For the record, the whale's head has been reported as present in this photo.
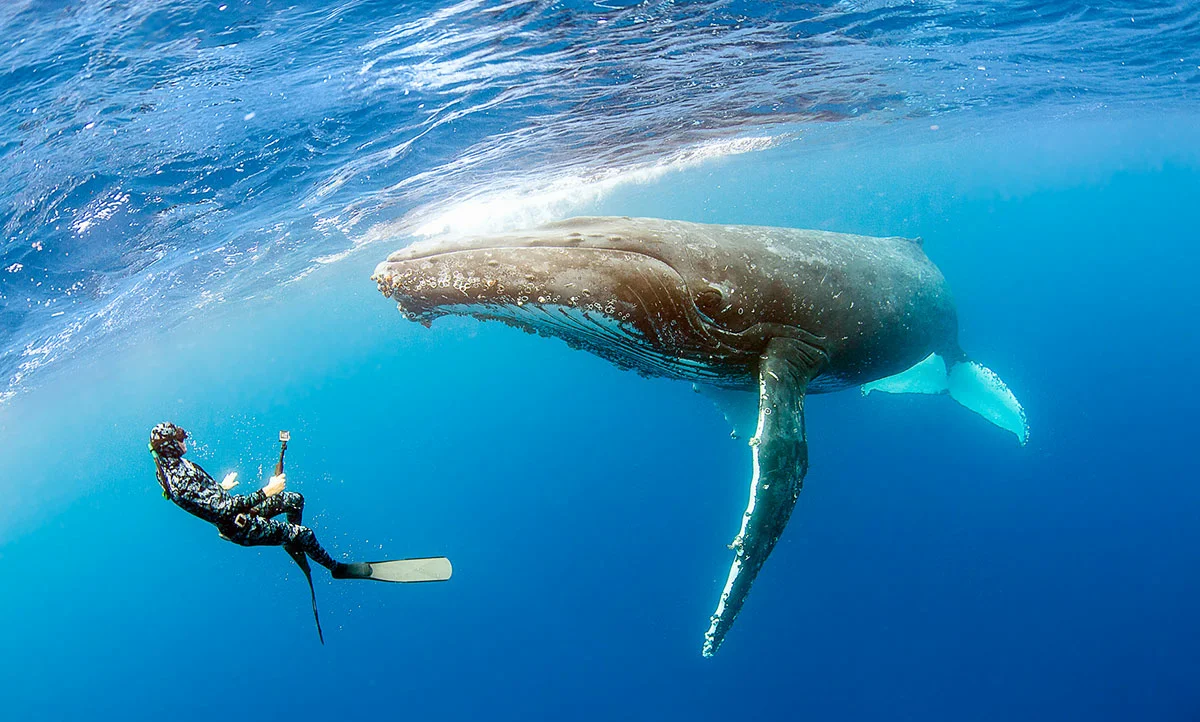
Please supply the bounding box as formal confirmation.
[372,217,814,387]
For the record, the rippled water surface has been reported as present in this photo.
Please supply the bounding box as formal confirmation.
[1,0,1197,397]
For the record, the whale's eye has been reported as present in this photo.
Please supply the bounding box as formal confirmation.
[693,286,724,321]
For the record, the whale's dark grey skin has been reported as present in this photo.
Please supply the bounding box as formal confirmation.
[373,216,1026,656]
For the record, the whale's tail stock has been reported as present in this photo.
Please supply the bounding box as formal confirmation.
[862,350,1029,445]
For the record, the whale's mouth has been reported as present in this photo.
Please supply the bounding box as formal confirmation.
[373,245,757,385]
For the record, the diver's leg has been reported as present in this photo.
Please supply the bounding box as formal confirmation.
[250,495,285,519]
[232,514,346,576]
[232,516,290,546]
[281,491,304,525]
[281,523,338,571]
[250,491,305,524]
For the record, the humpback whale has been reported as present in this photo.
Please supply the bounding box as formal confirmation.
[372,216,1028,656]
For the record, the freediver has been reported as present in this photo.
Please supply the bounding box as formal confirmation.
[149,421,451,588]
[147,421,366,579]
[149,422,453,642]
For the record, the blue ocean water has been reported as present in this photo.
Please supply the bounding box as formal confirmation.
[2,1,1199,720]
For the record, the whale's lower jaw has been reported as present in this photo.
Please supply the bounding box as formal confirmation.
[405,300,756,388]
[374,243,763,388]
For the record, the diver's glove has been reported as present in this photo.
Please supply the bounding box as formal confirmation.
[263,473,286,497]
[220,472,239,491]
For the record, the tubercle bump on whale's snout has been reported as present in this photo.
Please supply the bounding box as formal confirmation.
[371,264,396,299]
[371,270,438,329]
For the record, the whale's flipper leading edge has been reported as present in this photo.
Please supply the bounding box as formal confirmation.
[703,337,814,657]
[862,352,1029,445]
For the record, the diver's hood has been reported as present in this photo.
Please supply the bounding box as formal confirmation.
[149,422,187,458]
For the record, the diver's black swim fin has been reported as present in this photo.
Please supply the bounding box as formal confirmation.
[286,545,325,645]
[332,557,453,583]
[332,562,373,579]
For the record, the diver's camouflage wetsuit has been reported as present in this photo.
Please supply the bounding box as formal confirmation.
[151,424,339,572]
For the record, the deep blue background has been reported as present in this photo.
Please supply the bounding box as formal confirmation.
[2,115,1198,720]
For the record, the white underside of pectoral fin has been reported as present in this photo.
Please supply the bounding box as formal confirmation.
[861,352,948,396]
[701,337,813,658]
[947,361,1029,446]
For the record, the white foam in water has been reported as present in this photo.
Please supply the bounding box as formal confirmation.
[397,135,783,240]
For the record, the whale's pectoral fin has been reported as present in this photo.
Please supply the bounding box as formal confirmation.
[862,352,1029,446]
[703,337,814,657]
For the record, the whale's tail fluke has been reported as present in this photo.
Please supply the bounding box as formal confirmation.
[862,352,1029,445]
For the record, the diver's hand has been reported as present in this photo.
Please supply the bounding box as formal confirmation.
[263,473,286,497]
[220,472,239,491]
